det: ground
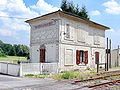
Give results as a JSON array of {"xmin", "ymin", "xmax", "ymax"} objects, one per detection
[
  {"xmin": 0, "ymin": 74, "xmax": 81, "ymax": 90},
  {"xmin": 0, "ymin": 69, "xmax": 120, "ymax": 90}
]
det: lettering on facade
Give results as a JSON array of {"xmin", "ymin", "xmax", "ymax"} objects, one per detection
[{"xmin": 34, "ymin": 21, "xmax": 55, "ymax": 29}]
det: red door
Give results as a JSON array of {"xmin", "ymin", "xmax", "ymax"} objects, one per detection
[
  {"xmin": 40, "ymin": 49, "xmax": 45, "ymax": 63},
  {"xmin": 95, "ymin": 52, "xmax": 99, "ymax": 64}
]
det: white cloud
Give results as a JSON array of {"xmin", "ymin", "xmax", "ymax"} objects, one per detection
[
  {"xmin": 0, "ymin": 29, "xmax": 14, "ymax": 36},
  {"xmin": 90, "ymin": 10, "xmax": 101, "ymax": 16},
  {"xmin": 0, "ymin": 0, "xmax": 59, "ymax": 44},
  {"xmin": 0, "ymin": 0, "xmax": 7, "ymax": 5},
  {"xmin": 103, "ymin": 0, "xmax": 120, "ymax": 14},
  {"xmin": 30, "ymin": 0, "xmax": 59, "ymax": 15}
]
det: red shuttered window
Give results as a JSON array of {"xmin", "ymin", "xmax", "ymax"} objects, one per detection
[{"xmin": 76, "ymin": 50, "xmax": 88, "ymax": 65}]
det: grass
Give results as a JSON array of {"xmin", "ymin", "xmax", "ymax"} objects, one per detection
[
  {"xmin": 24, "ymin": 73, "xmax": 50, "ymax": 78},
  {"xmin": 52, "ymin": 70, "xmax": 96, "ymax": 80},
  {"xmin": 0, "ymin": 56, "xmax": 27, "ymax": 60},
  {"xmin": 0, "ymin": 56, "xmax": 27, "ymax": 63},
  {"xmin": 34, "ymin": 69, "xmax": 96, "ymax": 80}
]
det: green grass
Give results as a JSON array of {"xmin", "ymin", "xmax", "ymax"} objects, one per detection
[
  {"xmin": 0, "ymin": 56, "xmax": 27, "ymax": 61},
  {"xmin": 0, "ymin": 56, "xmax": 27, "ymax": 63},
  {"xmin": 52, "ymin": 70, "xmax": 96, "ymax": 80}
]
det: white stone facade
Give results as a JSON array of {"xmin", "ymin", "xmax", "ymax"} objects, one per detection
[{"xmin": 27, "ymin": 11, "xmax": 109, "ymax": 72}]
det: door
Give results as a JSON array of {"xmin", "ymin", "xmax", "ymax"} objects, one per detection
[
  {"xmin": 95, "ymin": 52, "xmax": 99, "ymax": 64},
  {"xmin": 40, "ymin": 49, "xmax": 45, "ymax": 63}
]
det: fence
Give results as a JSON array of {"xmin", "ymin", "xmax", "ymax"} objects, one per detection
[
  {"xmin": 0, "ymin": 62, "xmax": 20, "ymax": 76},
  {"xmin": 0, "ymin": 62, "xmax": 58, "ymax": 76},
  {"xmin": 20, "ymin": 63, "xmax": 58, "ymax": 76}
]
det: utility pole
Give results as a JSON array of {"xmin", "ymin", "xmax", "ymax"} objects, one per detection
[
  {"xmin": 106, "ymin": 38, "xmax": 109, "ymax": 71},
  {"xmin": 109, "ymin": 39, "xmax": 111, "ymax": 68}
]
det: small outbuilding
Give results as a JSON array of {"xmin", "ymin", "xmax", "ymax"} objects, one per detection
[
  {"xmin": 111, "ymin": 49, "xmax": 120, "ymax": 67},
  {"xmin": 26, "ymin": 10, "xmax": 110, "ymax": 72}
]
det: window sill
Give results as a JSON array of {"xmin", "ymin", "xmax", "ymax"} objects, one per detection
[
  {"xmin": 94, "ymin": 43, "xmax": 100, "ymax": 45},
  {"xmin": 77, "ymin": 40, "xmax": 85, "ymax": 43},
  {"xmin": 64, "ymin": 38, "xmax": 73, "ymax": 41},
  {"xmin": 64, "ymin": 64, "xmax": 74, "ymax": 66}
]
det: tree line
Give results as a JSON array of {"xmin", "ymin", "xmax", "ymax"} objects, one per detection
[
  {"xmin": 0, "ymin": 40, "xmax": 29, "ymax": 58},
  {"xmin": 61, "ymin": 0, "xmax": 89, "ymax": 20}
]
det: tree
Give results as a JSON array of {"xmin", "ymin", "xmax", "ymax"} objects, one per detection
[
  {"xmin": 0, "ymin": 40, "xmax": 3, "ymax": 44},
  {"xmin": 60, "ymin": 0, "xmax": 89, "ymax": 20},
  {"xmin": 0, "ymin": 48, "xmax": 6, "ymax": 57},
  {"xmin": 78, "ymin": 6, "xmax": 89, "ymax": 20},
  {"xmin": 8, "ymin": 47, "xmax": 16, "ymax": 56},
  {"xmin": 0, "ymin": 40, "xmax": 29, "ymax": 58}
]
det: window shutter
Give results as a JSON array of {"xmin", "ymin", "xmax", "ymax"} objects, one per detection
[
  {"xmin": 76, "ymin": 50, "xmax": 80, "ymax": 64},
  {"xmin": 95, "ymin": 52, "xmax": 99, "ymax": 64},
  {"xmin": 84, "ymin": 51, "xmax": 88, "ymax": 64}
]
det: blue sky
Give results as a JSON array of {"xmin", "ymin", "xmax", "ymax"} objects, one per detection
[{"xmin": 0, "ymin": 0, "xmax": 120, "ymax": 49}]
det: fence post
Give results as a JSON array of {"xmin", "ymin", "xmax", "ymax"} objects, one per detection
[
  {"xmin": 20, "ymin": 63, "xmax": 22, "ymax": 76},
  {"xmin": 7, "ymin": 63, "xmax": 8, "ymax": 74},
  {"xmin": 40, "ymin": 63, "xmax": 43, "ymax": 74}
]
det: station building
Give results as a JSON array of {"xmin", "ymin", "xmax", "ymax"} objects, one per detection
[{"xmin": 26, "ymin": 10, "xmax": 110, "ymax": 71}]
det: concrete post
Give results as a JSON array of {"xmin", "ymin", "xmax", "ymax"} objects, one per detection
[{"xmin": 20, "ymin": 63, "xmax": 22, "ymax": 76}]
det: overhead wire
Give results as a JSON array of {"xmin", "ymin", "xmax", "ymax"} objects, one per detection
[{"xmin": 0, "ymin": 16, "xmax": 29, "ymax": 19}]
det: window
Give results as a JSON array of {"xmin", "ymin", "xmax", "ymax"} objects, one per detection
[
  {"xmin": 77, "ymin": 29, "xmax": 85, "ymax": 42},
  {"xmin": 94, "ymin": 35, "xmax": 100, "ymax": 45},
  {"xmin": 80, "ymin": 51, "xmax": 85, "ymax": 62},
  {"xmin": 66, "ymin": 24, "xmax": 70, "ymax": 39},
  {"xmin": 76, "ymin": 50, "xmax": 88, "ymax": 65},
  {"xmin": 65, "ymin": 49, "xmax": 73, "ymax": 65}
]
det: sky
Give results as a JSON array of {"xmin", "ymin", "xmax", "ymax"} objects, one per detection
[{"xmin": 0, "ymin": 0, "xmax": 120, "ymax": 49}]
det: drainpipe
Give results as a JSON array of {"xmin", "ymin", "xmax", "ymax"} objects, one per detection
[
  {"xmin": 109, "ymin": 39, "xmax": 111, "ymax": 68},
  {"xmin": 106, "ymin": 37, "xmax": 109, "ymax": 71}
]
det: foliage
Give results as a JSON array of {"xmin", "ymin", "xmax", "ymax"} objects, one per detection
[
  {"xmin": 52, "ymin": 70, "xmax": 97, "ymax": 80},
  {"xmin": 0, "ymin": 40, "xmax": 29, "ymax": 58},
  {"xmin": 60, "ymin": 0, "xmax": 89, "ymax": 20},
  {"xmin": 0, "ymin": 48, "xmax": 6, "ymax": 57},
  {"xmin": 53, "ymin": 71, "xmax": 86, "ymax": 80}
]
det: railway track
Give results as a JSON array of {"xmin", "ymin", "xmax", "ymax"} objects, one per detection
[
  {"xmin": 73, "ymin": 73, "xmax": 120, "ymax": 84},
  {"xmin": 72, "ymin": 71, "xmax": 120, "ymax": 89},
  {"xmin": 88, "ymin": 79, "xmax": 120, "ymax": 88}
]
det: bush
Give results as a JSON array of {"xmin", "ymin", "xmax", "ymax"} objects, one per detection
[{"xmin": 61, "ymin": 71, "xmax": 81, "ymax": 79}]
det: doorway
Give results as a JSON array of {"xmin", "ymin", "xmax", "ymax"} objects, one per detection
[{"xmin": 40, "ymin": 45, "xmax": 46, "ymax": 63}]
